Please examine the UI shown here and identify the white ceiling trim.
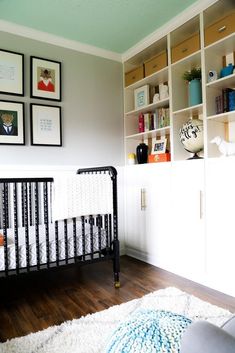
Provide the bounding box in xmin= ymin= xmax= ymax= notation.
xmin=0 ymin=20 xmax=122 ymax=62
xmin=122 ymin=0 xmax=218 ymax=62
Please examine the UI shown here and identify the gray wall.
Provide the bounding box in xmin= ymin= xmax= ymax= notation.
xmin=0 ymin=32 xmax=124 ymax=166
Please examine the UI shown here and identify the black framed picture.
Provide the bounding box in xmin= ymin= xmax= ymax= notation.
xmin=0 ymin=49 xmax=24 ymax=96
xmin=30 ymin=103 xmax=62 ymax=146
xmin=0 ymin=100 xmax=25 ymax=145
xmin=30 ymin=56 xmax=61 ymax=101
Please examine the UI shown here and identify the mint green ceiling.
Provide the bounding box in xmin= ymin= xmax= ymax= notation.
xmin=0 ymin=0 xmax=199 ymax=53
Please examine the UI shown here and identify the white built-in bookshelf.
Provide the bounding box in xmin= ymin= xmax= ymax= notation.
xmin=123 ymin=0 xmax=235 ymax=164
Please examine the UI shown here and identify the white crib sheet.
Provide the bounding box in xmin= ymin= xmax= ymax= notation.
xmin=0 ymin=220 xmax=107 ymax=271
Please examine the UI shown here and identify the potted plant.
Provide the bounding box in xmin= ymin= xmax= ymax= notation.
xmin=182 ymin=67 xmax=202 ymax=106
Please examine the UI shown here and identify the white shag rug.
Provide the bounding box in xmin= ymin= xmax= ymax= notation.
xmin=0 ymin=287 xmax=233 ymax=353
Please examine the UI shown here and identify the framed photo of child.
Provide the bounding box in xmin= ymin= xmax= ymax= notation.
xmin=152 ymin=137 xmax=167 ymax=154
xmin=30 ymin=56 xmax=61 ymax=101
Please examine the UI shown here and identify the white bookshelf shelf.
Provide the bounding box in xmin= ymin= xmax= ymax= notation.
xmin=126 ymin=126 xmax=170 ymax=140
xmin=125 ymin=98 xmax=169 ymax=117
xmin=206 ymin=73 xmax=235 ymax=90
xmin=173 ymin=104 xmax=203 ymax=118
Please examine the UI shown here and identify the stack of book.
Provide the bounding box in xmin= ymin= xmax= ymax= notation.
xmin=215 ymin=88 xmax=235 ymax=114
xmin=138 ymin=108 xmax=170 ymax=133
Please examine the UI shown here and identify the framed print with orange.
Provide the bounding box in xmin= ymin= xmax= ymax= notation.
xmin=30 ymin=56 xmax=61 ymax=101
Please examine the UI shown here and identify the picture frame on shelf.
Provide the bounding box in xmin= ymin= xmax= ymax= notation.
xmin=134 ymin=85 xmax=149 ymax=110
xmin=0 ymin=49 xmax=24 ymax=96
xmin=0 ymin=100 xmax=25 ymax=145
xmin=152 ymin=137 xmax=167 ymax=154
xmin=30 ymin=56 xmax=61 ymax=101
xmin=30 ymin=104 xmax=62 ymax=146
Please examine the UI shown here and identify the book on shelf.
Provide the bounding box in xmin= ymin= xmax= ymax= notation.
xmin=138 ymin=113 xmax=144 ymax=133
xmin=157 ymin=107 xmax=170 ymax=128
xmin=216 ymin=89 xmax=235 ymax=114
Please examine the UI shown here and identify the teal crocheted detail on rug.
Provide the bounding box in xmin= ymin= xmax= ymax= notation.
xmin=106 ymin=309 xmax=192 ymax=353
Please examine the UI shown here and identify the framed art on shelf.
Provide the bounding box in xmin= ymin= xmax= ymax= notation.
xmin=30 ymin=56 xmax=61 ymax=101
xmin=30 ymin=104 xmax=62 ymax=146
xmin=0 ymin=49 xmax=24 ymax=96
xmin=0 ymin=100 xmax=25 ymax=145
xmin=134 ymin=85 xmax=149 ymax=110
xmin=152 ymin=137 xmax=167 ymax=154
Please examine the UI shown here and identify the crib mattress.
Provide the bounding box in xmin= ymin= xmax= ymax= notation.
xmin=0 ymin=220 xmax=107 ymax=271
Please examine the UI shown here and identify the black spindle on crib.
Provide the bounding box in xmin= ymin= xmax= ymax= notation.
xmin=3 ymin=183 xmax=9 ymax=275
xmin=13 ymin=183 xmax=19 ymax=273
xmin=35 ymin=181 xmax=40 ymax=270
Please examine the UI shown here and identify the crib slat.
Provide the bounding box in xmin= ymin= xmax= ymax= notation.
xmin=3 ymin=183 xmax=9 ymax=275
xmin=21 ymin=183 xmax=25 ymax=227
xmin=109 ymin=214 xmax=112 ymax=250
xmin=73 ymin=217 xmax=77 ymax=261
xmin=35 ymin=182 xmax=40 ymax=270
xmin=23 ymin=182 xmax=30 ymax=272
xmin=64 ymin=219 xmax=68 ymax=264
xmin=97 ymin=215 xmax=102 ymax=258
xmin=55 ymin=220 xmax=59 ymax=266
xmin=104 ymin=214 xmax=109 ymax=249
xmin=81 ymin=216 xmax=85 ymax=261
xmin=13 ymin=183 xmax=19 ymax=273
xmin=43 ymin=182 xmax=50 ymax=268
xmin=29 ymin=182 xmax=33 ymax=226
xmin=89 ymin=215 xmax=94 ymax=260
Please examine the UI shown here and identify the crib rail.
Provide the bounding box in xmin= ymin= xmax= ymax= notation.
xmin=0 ymin=168 xmax=119 ymax=284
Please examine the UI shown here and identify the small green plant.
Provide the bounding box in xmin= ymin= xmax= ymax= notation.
xmin=182 ymin=67 xmax=201 ymax=82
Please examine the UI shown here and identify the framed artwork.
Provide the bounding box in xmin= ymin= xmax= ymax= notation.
xmin=0 ymin=100 xmax=25 ymax=145
xmin=0 ymin=49 xmax=24 ymax=96
xmin=134 ymin=85 xmax=149 ymax=110
xmin=152 ymin=137 xmax=167 ymax=154
xmin=30 ymin=104 xmax=62 ymax=146
xmin=30 ymin=56 xmax=61 ymax=101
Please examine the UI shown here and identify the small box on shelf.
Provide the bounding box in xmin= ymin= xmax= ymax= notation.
xmin=148 ymin=153 xmax=171 ymax=163
xmin=125 ymin=65 xmax=144 ymax=87
xmin=144 ymin=51 xmax=167 ymax=77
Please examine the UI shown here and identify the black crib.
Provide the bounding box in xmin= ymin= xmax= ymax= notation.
xmin=0 ymin=166 xmax=120 ymax=287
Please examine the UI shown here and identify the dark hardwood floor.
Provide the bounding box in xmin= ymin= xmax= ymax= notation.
xmin=0 ymin=255 xmax=234 ymax=342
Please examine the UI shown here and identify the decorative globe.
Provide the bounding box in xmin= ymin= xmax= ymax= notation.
xmin=179 ymin=118 xmax=203 ymax=154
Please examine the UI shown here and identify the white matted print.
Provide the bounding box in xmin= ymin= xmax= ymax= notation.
xmin=0 ymin=49 xmax=24 ymax=96
xmin=152 ymin=137 xmax=167 ymax=154
xmin=134 ymin=85 xmax=149 ymax=110
xmin=30 ymin=104 xmax=62 ymax=146
xmin=31 ymin=57 xmax=61 ymax=101
xmin=0 ymin=100 xmax=25 ymax=145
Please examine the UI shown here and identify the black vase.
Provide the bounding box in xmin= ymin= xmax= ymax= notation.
xmin=136 ymin=143 xmax=148 ymax=164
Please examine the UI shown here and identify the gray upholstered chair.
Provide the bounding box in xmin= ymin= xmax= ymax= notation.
xmin=181 ymin=316 xmax=235 ymax=353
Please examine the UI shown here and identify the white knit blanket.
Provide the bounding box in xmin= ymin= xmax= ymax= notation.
xmin=52 ymin=174 xmax=113 ymax=221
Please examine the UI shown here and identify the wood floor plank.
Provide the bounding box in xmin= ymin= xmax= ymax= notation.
xmin=0 ymin=255 xmax=234 ymax=342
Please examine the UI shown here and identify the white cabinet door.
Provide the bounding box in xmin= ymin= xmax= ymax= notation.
xmin=145 ymin=163 xmax=172 ymax=268
xmin=124 ymin=163 xmax=171 ymax=264
xmin=169 ymin=160 xmax=205 ymax=283
xmin=205 ymin=158 xmax=235 ymax=297
xmin=124 ymin=165 xmax=148 ymax=257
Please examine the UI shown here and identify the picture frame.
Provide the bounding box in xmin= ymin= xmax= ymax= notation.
xmin=0 ymin=49 xmax=24 ymax=96
xmin=152 ymin=137 xmax=167 ymax=154
xmin=134 ymin=85 xmax=149 ymax=110
xmin=0 ymin=100 xmax=25 ymax=145
xmin=30 ymin=104 xmax=62 ymax=146
xmin=30 ymin=56 xmax=61 ymax=101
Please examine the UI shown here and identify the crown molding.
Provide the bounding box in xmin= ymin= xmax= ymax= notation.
xmin=0 ymin=20 xmax=122 ymax=63
xmin=122 ymin=0 xmax=218 ymax=62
